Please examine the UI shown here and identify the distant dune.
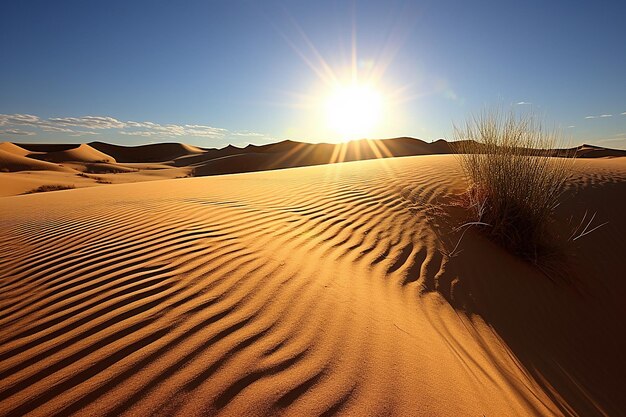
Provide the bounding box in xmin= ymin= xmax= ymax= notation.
xmin=0 ymin=150 xmax=73 ymax=173
xmin=554 ymin=143 xmax=626 ymax=158
xmin=0 ymin=137 xmax=624 ymax=196
xmin=0 ymin=142 xmax=31 ymax=157
xmin=1 ymin=155 xmax=625 ymax=416
xmin=25 ymin=143 xmax=117 ymax=164
xmin=89 ymin=142 xmax=204 ymax=163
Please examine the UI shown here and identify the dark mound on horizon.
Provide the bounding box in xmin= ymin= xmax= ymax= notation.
xmin=171 ymin=138 xmax=626 ymax=176
xmin=26 ymin=143 xmax=117 ymax=164
xmin=187 ymin=137 xmax=454 ymax=176
xmin=89 ymin=141 xmax=204 ymax=163
xmin=8 ymin=138 xmax=625 ymax=176
xmin=553 ymin=144 xmax=626 ymax=158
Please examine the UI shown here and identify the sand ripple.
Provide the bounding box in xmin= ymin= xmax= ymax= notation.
xmin=1 ymin=155 xmax=625 ymax=416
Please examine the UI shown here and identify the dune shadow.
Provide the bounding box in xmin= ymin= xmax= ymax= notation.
xmin=429 ymin=181 xmax=626 ymax=416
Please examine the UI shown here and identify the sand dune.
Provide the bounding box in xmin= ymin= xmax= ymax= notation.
xmin=26 ymin=143 xmax=116 ymax=164
xmin=0 ymin=142 xmax=30 ymax=157
xmin=17 ymin=143 xmax=82 ymax=152
xmin=0 ymin=141 xmax=195 ymax=196
xmin=90 ymin=142 xmax=205 ymax=163
xmin=0 ymin=149 xmax=74 ymax=173
xmin=3 ymin=138 xmax=624 ymax=197
xmin=1 ymin=155 xmax=625 ymax=416
xmin=177 ymin=138 xmax=453 ymax=172
xmin=569 ymin=144 xmax=626 ymax=158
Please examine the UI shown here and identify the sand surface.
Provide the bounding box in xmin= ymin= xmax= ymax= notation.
xmin=1 ymin=155 xmax=625 ymax=416
xmin=3 ymin=139 xmax=625 ymax=197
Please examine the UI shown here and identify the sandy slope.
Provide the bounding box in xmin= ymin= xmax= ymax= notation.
xmin=27 ymin=143 xmax=117 ymax=164
xmin=0 ymin=155 xmax=625 ymax=416
xmin=0 ymin=150 xmax=74 ymax=173
xmin=0 ymin=141 xmax=194 ymax=196
xmin=2 ymin=139 xmax=625 ymax=197
xmin=0 ymin=142 xmax=30 ymax=157
xmin=89 ymin=142 xmax=205 ymax=163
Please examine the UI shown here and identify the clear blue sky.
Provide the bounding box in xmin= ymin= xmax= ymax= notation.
xmin=1 ymin=0 xmax=625 ymax=148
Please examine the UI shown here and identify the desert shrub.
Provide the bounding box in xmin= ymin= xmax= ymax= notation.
xmin=453 ymin=109 xmax=573 ymax=262
xmin=84 ymin=163 xmax=136 ymax=174
xmin=25 ymin=184 xmax=75 ymax=194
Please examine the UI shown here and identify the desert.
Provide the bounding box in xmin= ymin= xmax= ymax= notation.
xmin=2 ymin=141 xmax=626 ymax=415
xmin=2 ymin=1 xmax=626 ymax=416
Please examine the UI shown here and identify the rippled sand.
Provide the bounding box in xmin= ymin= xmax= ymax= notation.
xmin=1 ymin=155 xmax=625 ymax=416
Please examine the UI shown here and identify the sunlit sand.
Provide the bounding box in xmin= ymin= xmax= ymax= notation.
xmin=1 ymin=148 xmax=625 ymax=416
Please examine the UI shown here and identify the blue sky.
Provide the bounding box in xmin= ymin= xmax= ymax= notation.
xmin=1 ymin=0 xmax=625 ymax=148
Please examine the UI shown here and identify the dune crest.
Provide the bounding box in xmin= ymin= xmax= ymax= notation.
xmin=27 ymin=143 xmax=116 ymax=164
xmin=0 ymin=149 xmax=74 ymax=173
xmin=0 ymin=142 xmax=30 ymax=157
xmin=89 ymin=142 xmax=204 ymax=163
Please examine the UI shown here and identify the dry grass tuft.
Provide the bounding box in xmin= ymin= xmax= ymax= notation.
xmin=453 ymin=109 xmax=574 ymax=263
xmin=24 ymin=184 xmax=75 ymax=194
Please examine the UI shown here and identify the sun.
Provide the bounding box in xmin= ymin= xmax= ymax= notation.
xmin=325 ymin=83 xmax=383 ymax=141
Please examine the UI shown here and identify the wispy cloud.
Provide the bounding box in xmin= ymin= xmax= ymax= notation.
xmin=0 ymin=114 xmax=40 ymax=126
xmin=0 ymin=113 xmax=272 ymax=143
xmin=231 ymin=131 xmax=267 ymax=137
xmin=122 ymin=121 xmax=227 ymax=138
xmin=48 ymin=116 xmax=126 ymax=129
xmin=69 ymin=131 xmax=100 ymax=137
xmin=0 ymin=128 xmax=36 ymax=136
xmin=567 ymin=125 xmax=576 ymax=128
xmin=622 ymin=112 xmax=626 ymax=115
xmin=585 ymin=114 xmax=613 ymax=119
xmin=119 ymin=130 xmax=156 ymax=138
xmin=0 ymin=114 xmax=118 ymax=132
xmin=516 ymin=101 xmax=532 ymax=105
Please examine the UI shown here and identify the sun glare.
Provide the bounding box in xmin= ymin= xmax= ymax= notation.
xmin=325 ymin=83 xmax=383 ymax=141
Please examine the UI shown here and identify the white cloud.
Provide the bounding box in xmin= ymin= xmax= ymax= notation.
xmin=622 ymin=112 xmax=626 ymax=115
xmin=0 ymin=114 xmax=41 ymax=126
xmin=119 ymin=130 xmax=159 ymax=137
xmin=48 ymin=116 xmax=126 ymax=129
xmin=41 ymin=126 xmax=77 ymax=133
xmin=230 ymin=131 xmax=267 ymax=137
xmin=585 ymin=114 xmax=614 ymax=119
xmin=516 ymin=101 xmax=532 ymax=105
xmin=184 ymin=124 xmax=228 ymax=131
xmin=69 ymin=131 xmax=100 ymax=137
xmin=121 ymin=122 xmax=226 ymax=138
xmin=0 ymin=128 xmax=36 ymax=136
xmin=0 ymin=114 xmax=112 ymax=132
xmin=567 ymin=125 xmax=576 ymax=128
xmin=0 ymin=113 xmax=272 ymax=143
